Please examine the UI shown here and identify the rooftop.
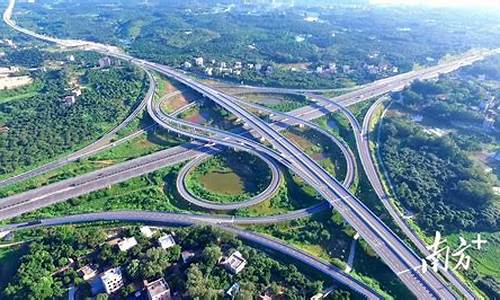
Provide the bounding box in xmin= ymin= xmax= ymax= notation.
xmin=223 ymin=251 xmax=247 ymax=274
xmin=118 ymin=237 xmax=138 ymax=252
xmin=145 ymin=278 xmax=171 ymax=300
xmin=101 ymin=267 xmax=122 ymax=282
xmin=181 ymin=250 xmax=195 ymax=264
xmin=158 ymin=234 xmax=176 ymax=249
xmin=78 ymin=265 xmax=97 ymax=280
xmin=140 ymin=226 xmax=154 ymax=238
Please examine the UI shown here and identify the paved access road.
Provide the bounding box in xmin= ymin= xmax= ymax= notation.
xmin=358 ymin=98 xmax=476 ymax=299
xmin=0 ymin=211 xmax=382 ymax=300
xmin=0 ymin=42 xmax=155 ymax=190
xmin=4 ymin=1 xmax=498 ymax=298
xmin=141 ymin=59 xmax=462 ymax=299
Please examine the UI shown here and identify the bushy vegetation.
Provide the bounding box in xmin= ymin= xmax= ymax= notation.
xmin=0 ymin=65 xmax=146 ymax=176
xmin=13 ymin=0 xmax=500 ymax=88
xmin=252 ymin=212 xmax=414 ymax=299
xmin=461 ymin=55 xmax=500 ymax=81
xmin=179 ymin=226 xmax=324 ymax=299
xmin=265 ymin=94 xmax=310 ymax=112
xmin=380 ymin=70 xmax=499 ymax=234
xmin=380 ymin=117 xmax=497 ymax=233
xmin=186 ymin=150 xmax=272 ymax=203
xmin=1 ymin=225 xmax=328 ymax=299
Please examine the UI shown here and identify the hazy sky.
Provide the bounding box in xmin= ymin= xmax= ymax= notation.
xmin=369 ymin=0 xmax=500 ymax=8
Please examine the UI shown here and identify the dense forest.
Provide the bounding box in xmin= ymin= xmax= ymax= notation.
xmin=380 ymin=116 xmax=498 ymax=233
xmin=2 ymin=225 xmax=329 ymax=299
xmin=0 ymin=65 xmax=146 ymax=175
xmin=13 ymin=0 xmax=500 ymax=88
xmin=0 ymin=48 xmax=103 ymax=69
xmin=380 ymin=64 xmax=500 ymax=233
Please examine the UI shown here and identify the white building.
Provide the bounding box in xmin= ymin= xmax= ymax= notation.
xmin=226 ymin=283 xmax=240 ymax=298
xmin=63 ymin=95 xmax=76 ymax=107
xmin=100 ymin=267 xmax=124 ymax=294
xmin=78 ymin=265 xmax=97 ymax=281
xmin=222 ymin=251 xmax=247 ymax=274
xmin=145 ymin=278 xmax=172 ymax=300
xmin=117 ymin=237 xmax=138 ymax=252
xmin=195 ymin=57 xmax=204 ymax=66
xmin=181 ymin=250 xmax=195 ymax=264
xmin=158 ymin=234 xmax=176 ymax=249
xmin=205 ymin=67 xmax=213 ymax=76
xmin=328 ymin=63 xmax=337 ymax=72
xmin=140 ymin=226 xmax=154 ymax=238
xmin=98 ymin=57 xmax=112 ymax=68
xmin=183 ymin=61 xmax=192 ymax=69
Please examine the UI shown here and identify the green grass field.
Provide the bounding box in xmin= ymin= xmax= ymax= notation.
xmin=199 ymin=170 xmax=245 ymax=195
xmin=447 ymin=231 xmax=499 ymax=279
xmin=0 ymin=80 xmax=41 ymax=105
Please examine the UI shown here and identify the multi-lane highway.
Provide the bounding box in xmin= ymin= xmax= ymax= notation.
xmin=0 ymin=60 xmax=154 ymax=189
xmin=138 ymin=52 xmax=486 ymax=298
xmin=132 ymin=47 xmax=496 ymax=297
xmin=360 ymin=98 xmax=477 ymax=299
xmin=127 ymin=57 xmax=454 ymax=298
xmin=3 ymin=0 xmax=498 ymax=298
xmin=309 ymin=92 xmax=477 ymax=299
xmin=167 ymin=87 xmax=357 ymax=211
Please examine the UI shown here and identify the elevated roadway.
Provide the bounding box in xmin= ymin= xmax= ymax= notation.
xmin=0 ymin=212 xmax=382 ymax=300
xmin=359 ymin=98 xmax=476 ymax=299
xmin=0 ymin=52 xmax=155 ymax=189
xmin=302 ymin=92 xmax=476 ymax=299
xmin=141 ymin=60 xmax=459 ymax=299
xmin=171 ymin=96 xmax=356 ymax=211
xmin=4 ymin=1 xmax=497 ymax=297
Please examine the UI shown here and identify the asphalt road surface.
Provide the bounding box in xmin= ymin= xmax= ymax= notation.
xmin=4 ymin=1 xmax=498 ymax=297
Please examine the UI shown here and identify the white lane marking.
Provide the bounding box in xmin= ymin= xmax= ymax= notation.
xmin=29 ymin=186 xmax=74 ymax=202
xmin=396 ymin=264 xmax=423 ymax=275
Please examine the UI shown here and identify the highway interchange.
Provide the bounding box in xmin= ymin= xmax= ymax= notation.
xmin=2 ymin=0 xmax=499 ymax=298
